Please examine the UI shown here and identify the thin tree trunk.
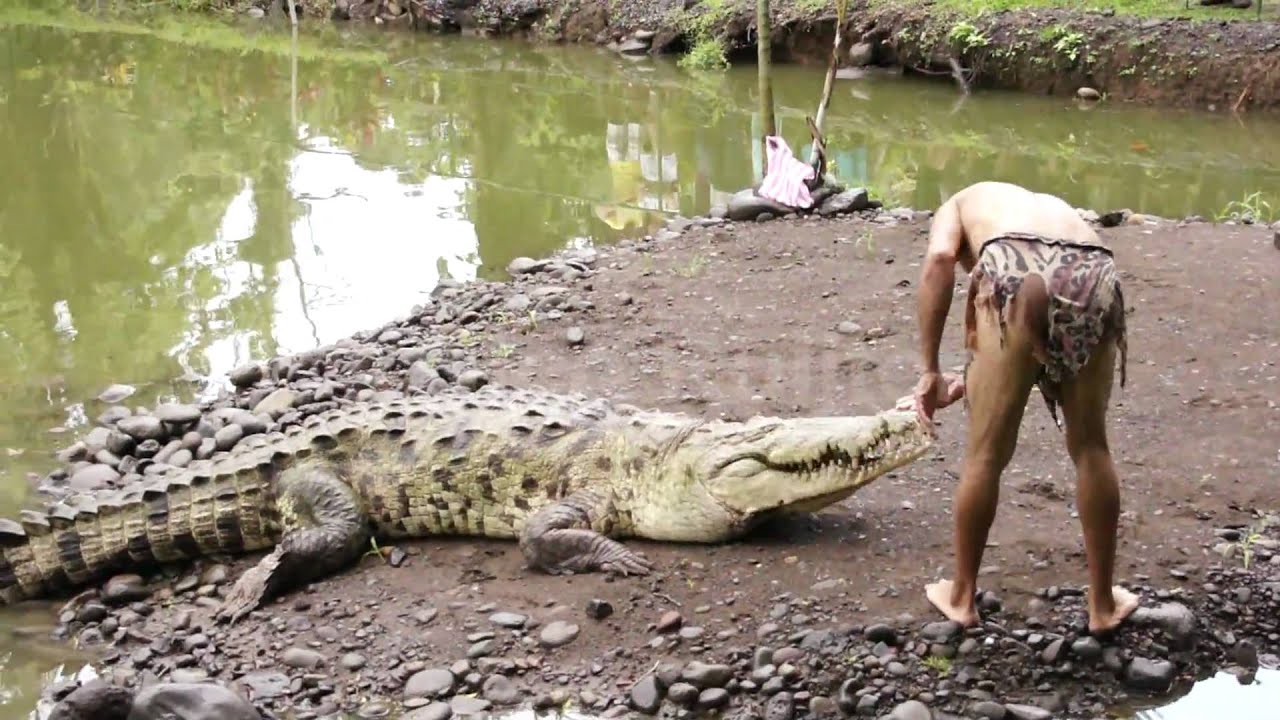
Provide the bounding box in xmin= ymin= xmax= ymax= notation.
xmin=756 ymin=0 xmax=776 ymax=178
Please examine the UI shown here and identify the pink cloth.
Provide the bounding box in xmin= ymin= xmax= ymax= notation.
xmin=758 ymin=136 xmax=815 ymax=209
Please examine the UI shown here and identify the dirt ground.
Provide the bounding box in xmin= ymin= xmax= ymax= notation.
xmin=32 ymin=211 xmax=1280 ymax=719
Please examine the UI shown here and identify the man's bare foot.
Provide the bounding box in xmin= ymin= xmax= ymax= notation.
xmin=1087 ymin=585 xmax=1141 ymax=636
xmin=925 ymin=579 xmax=980 ymax=627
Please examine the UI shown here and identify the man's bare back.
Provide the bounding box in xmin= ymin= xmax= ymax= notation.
xmin=908 ymin=180 xmax=1140 ymax=635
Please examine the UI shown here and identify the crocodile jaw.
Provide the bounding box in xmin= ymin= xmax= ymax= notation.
xmin=697 ymin=410 xmax=932 ymax=519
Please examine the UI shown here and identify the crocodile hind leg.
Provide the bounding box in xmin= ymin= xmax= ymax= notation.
xmin=216 ymin=465 xmax=369 ymax=624
xmin=519 ymin=489 xmax=652 ymax=576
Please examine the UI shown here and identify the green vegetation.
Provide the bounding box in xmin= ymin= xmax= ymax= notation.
xmin=1216 ymin=190 xmax=1277 ymax=224
xmin=892 ymin=0 xmax=1276 ymax=22
xmin=673 ymin=0 xmax=740 ymax=71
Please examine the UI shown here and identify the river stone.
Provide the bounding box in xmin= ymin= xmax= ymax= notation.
xmin=69 ymin=464 xmax=121 ymax=491
xmin=969 ymin=701 xmax=1008 ymax=719
xmin=565 ymin=327 xmax=586 ymax=346
xmin=229 ymin=363 xmax=263 ymax=388
xmin=765 ymin=691 xmax=795 ymax=720
xmin=214 ymin=424 xmax=245 ymax=452
xmin=888 ymin=699 xmax=933 ymax=720
xmin=130 ymin=682 xmax=261 ymax=720
xmin=253 ymin=388 xmax=297 ymax=417
xmin=618 ymin=38 xmax=651 ymax=55
xmin=506 ymin=257 xmax=546 ymax=276
xmin=818 ymin=187 xmax=873 ymax=216
xmin=698 ymin=688 xmax=730 ymax=710
xmin=155 ymin=404 xmax=201 ymax=425
xmin=848 ymin=40 xmax=875 ymax=66
xmin=457 ymin=370 xmax=488 ymax=391
xmin=404 ymin=669 xmax=455 ymax=698
xmin=449 ymin=695 xmax=491 ymax=716
xmin=481 ymin=675 xmax=520 ymax=705
xmin=681 ymin=660 xmax=733 ymax=688
xmin=1130 ymin=602 xmax=1198 ymax=647
xmin=97 ymin=384 xmax=136 ymax=404
xmin=237 ymin=670 xmax=290 ymax=699
xmin=407 ymin=361 xmax=436 ymax=389
xmin=49 ymin=681 xmax=134 ymax=720
xmin=539 ymin=621 xmax=580 ymax=648
xmin=1077 ymin=86 xmax=1101 ymax=100
xmin=628 ymin=674 xmax=664 ymax=713
xmin=726 ymin=188 xmax=796 ymax=221
xmin=281 ymin=647 xmax=326 ymax=669
xmin=102 ymin=574 xmax=150 ymax=605
xmin=404 ymin=703 xmax=453 ymax=720
xmin=1124 ymin=657 xmax=1176 ymax=691
xmin=117 ymin=415 xmax=165 ymax=441
xmin=489 ymin=611 xmax=528 ymax=628
xmin=1004 ymin=704 xmax=1052 ymax=720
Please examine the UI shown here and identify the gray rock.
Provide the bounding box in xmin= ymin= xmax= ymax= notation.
xmin=407 ymin=361 xmax=437 ymax=389
xmin=818 ymin=187 xmax=874 ymax=216
xmin=155 ymin=404 xmax=201 ymax=425
xmin=1125 ymin=657 xmax=1176 ymax=691
xmin=117 ymin=415 xmax=166 ymax=441
xmin=481 ymin=675 xmax=520 ymax=705
xmin=680 ymin=660 xmax=733 ymax=688
xmin=457 ymin=369 xmax=488 ymax=391
xmin=667 ymin=682 xmax=700 ymax=706
xmin=698 ymin=687 xmax=730 ymax=710
xmin=506 ymin=257 xmax=547 ymax=276
xmin=628 ymin=674 xmax=664 ymax=714
xmin=214 ymin=424 xmax=244 ymax=452
xmin=848 ymin=41 xmax=875 ymax=66
xmin=969 ymin=701 xmax=1008 ymax=719
xmin=236 ymin=670 xmax=290 ymax=699
xmin=888 ymin=700 xmax=933 ymax=720
xmin=1004 ymin=705 xmax=1052 ymax=720
xmin=919 ymin=620 xmax=961 ymax=643
xmin=539 ymin=620 xmax=580 ymax=647
xmin=1077 ymin=86 xmax=1102 ymax=100
xmin=404 ymin=669 xmax=455 ymax=699
xmin=618 ymin=38 xmax=651 ymax=55
xmin=97 ymin=384 xmax=137 ymax=404
xmin=488 ymin=611 xmax=528 ymax=628
xmin=403 ymin=702 xmax=452 ymax=720
xmin=49 ymin=681 xmax=133 ymax=720
xmin=726 ymin=188 xmax=796 ymax=221
xmin=1131 ymin=602 xmax=1198 ymax=648
xmin=1071 ymin=635 xmax=1103 ymax=660
xmin=229 ymin=364 xmax=263 ymax=388
xmin=129 ymin=682 xmax=261 ymax=720
xmin=253 ymin=388 xmax=297 ymax=417
xmin=281 ymin=647 xmax=325 ymax=669
xmin=565 ymin=327 xmax=586 ymax=347
xmin=448 ymin=695 xmax=491 ymax=716
xmin=69 ymin=464 xmax=121 ymax=491
xmin=102 ymin=574 xmax=150 ymax=605
xmin=765 ymin=691 xmax=795 ymax=720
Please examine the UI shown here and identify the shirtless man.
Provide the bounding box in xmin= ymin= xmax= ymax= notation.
xmin=908 ymin=181 xmax=1141 ymax=635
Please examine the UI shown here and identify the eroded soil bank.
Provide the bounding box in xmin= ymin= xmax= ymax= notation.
xmin=29 ymin=199 xmax=1280 ymax=719
xmin=225 ymin=0 xmax=1280 ymax=111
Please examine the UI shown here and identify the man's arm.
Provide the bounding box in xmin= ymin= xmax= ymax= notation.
xmin=918 ymin=196 xmax=965 ymax=374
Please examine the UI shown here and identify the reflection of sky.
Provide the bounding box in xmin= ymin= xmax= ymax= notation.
xmin=171 ymin=131 xmax=480 ymax=399
xmin=1134 ymin=668 xmax=1279 ymax=720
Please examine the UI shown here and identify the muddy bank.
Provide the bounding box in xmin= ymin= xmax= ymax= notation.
xmin=23 ymin=186 xmax=1280 ymax=719
xmin=223 ymin=0 xmax=1280 ymax=111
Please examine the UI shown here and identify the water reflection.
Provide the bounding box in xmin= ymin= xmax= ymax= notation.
xmin=1131 ymin=667 xmax=1280 ymax=720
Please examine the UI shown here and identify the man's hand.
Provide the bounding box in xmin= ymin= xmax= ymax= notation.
xmin=900 ymin=371 xmax=965 ymax=433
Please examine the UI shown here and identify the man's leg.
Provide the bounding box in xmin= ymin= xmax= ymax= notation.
xmin=1056 ymin=337 xmax=1141 ymax=635
xmin=926 ymin=296 xmax=1040 ymax=626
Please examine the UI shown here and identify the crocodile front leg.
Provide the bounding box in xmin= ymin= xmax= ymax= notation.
xmin=519 ymin=489 xmax=652 ymax=576
xmin=216 ymin=465 xmax=369 ymax=624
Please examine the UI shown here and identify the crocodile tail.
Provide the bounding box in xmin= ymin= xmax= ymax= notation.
xmin=0 ymin=465 xmax=279 ymax=605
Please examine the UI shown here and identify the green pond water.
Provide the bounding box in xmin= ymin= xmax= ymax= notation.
xmin=2 ymin=3 xmax=1280 ymax=717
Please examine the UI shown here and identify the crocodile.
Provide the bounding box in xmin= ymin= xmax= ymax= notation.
xmin=0 ymin=384 xmax=932 ymax=622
